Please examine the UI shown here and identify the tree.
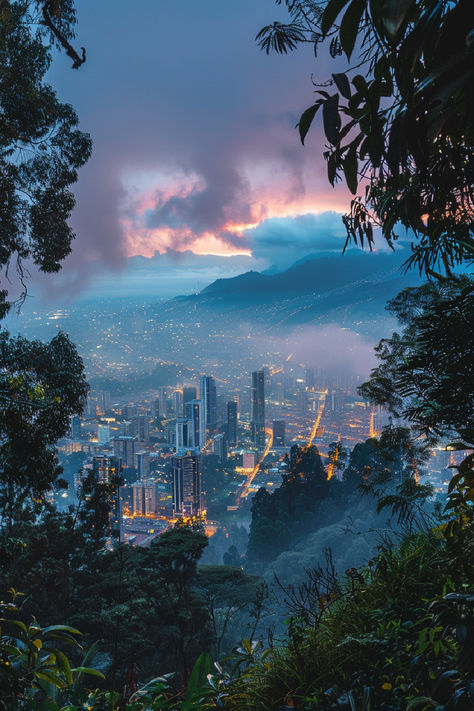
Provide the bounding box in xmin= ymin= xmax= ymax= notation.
xmin=343 ymin=424 xmax=428 ymax=492
xmin=258 ymin=0 xmax=474 ymax=276
xmin=0 ymin=0 xmax=91 ymax=317
xmin=359 ymin=278 xmax=474 ymax=447
xmin=0 ymin=330 xmax=88 ymax=527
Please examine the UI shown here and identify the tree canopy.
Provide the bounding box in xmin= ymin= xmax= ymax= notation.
xmin=0 ymin=0 xmax=91 ymax=317
xmin=258 ymin=0 xmax=474 ymax=277
xmin=359 ymin=278 xmax=474 ymax=448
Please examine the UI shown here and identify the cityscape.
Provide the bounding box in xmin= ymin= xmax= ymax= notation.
xmin=54 ymin=350 xmax=458 ymax=549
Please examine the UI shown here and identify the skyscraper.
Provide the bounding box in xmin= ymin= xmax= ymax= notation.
xmin=132 ymin=481 xmax=157 ymax=516
xmin=272 ymin=420 xmax=285 ymax=447
xmin=251 ymin=370 xmax=265 ymax=449
xmin=183 ymin=386 xmax=197 ymax=408
xmin=92 ymin=455 xmax=122 ymax=543
xmin=227 ymin=401 xmax=238 ymax=446
xmin=176 ymin=416 xmax=190 ymax=451
xmin=172 ymin=449 xmax=202 ymax=517
xmin=213 ymin=433 xmax=227 ymax=461
xmin=130 ymin=415 xmax=149 ymax=445
xmin=113 ymin=436 xmax=136 ymax=467
xmin=200 ymin=375 xmax=217 ymax=439
xmin=70 ymin=415 xmax=81 ymax=439
xmin=185 ymin=399 xmax=203 ymax=449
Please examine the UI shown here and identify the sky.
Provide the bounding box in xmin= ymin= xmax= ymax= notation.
xmin=30 ymin=0 xmax=361 ymax=301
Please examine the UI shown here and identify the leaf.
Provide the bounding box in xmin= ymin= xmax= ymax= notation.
xmin=53 ymin=648 xmax=73 ymax=686
xmin=380 ymin=0 xmax=413 ymax=40
xmin=332 ymin=72 xmax=351 ymax=99
xmin=42 ymin=625 xmax=81 ymax=636
xmin=71 ymin=666 xmax=105 ymax=679
xmin=340 ymin=0 xmax=367 ymax=59
xmin=323 ymin=94 xmax=341 ymax=145
xmin=298 ymin=103 xmax=321 ymax=144
xmin=32 ymin=638 xmax=42 ymax=650
xmin=185 ymin=653 xmax=211 ymax=703
xmin=321 ymin=0 xmax=352 ymax=36
xmin=343 ymin=144 xmax=358 ymax=194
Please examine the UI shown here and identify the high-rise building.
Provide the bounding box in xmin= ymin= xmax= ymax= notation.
xmin=272 ymin=420 xmax=285 ymax=447
xmin=131 ymin=415 xmax=149 ymax=445
xmin=185 ymin=399 xmax=203 ymax=449
xmin=135 ymin=451 xmax=151 ymax=478
xmin=113 ymin=436 xmax=136 ymax=467
xmin=227 ymin=401 xmax=238 ymax=446
xmin=92 ymin=455 xmax=122 ymax=484
xmin=183 ymin=386 xmax=197 ymax=408
xmin=97 ymin=424 xmax=110 ymax=445
xmin=200 ymin=376 xmax=217 ymax=439
xmin=251 ymin=370 xmax=265 ymax=449
xmin=176 ymin=417 xmax=190 ymax=451
xmin=92 ymin=455 xmax=122 ymax=543
xmin=173 ymin=389 xmax=184 ymax=416
xmin=70 ymin=415 xmax=81 ymax=440
xmin=132 ymin=481 xmax=157 ymax=516
xmin=213 ymin=433 xmax=227 ymax=461
xmin=172 ymin=449 xmax=202 ymax=517
xmin=99 ymin=390 xmax=111 ymax=414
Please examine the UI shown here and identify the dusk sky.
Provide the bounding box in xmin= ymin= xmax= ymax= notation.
xmin=31 ymin=0 xmax=364 ymax=300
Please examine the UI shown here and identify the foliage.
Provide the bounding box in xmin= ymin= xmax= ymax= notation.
xmin=0 ymin=589 xmax=104 ymax=710
xmin=258 ymin=0 xmax=474 ymax=276
xmin=246 ymin=445 xmax=328 ymax=567
xmin=359 ymin=278 xmax=474 ymax=447
xmin=0 ymin=330 xmax=88 ymax=525
xmin=0 ymin=0 xmax=91 ymax=317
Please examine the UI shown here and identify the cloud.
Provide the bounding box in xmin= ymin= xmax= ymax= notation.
xmin=243 ymin=212 xmax=348 ymax=268
xmin=41 ymin=0 xmax=352 ymax=292
xmin=286 ymin=324 xmax=377 ymax=375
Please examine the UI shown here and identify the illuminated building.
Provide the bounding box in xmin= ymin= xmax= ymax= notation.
xmin=200 ymin=375 xmax=217 ymax=437
xmin=176 ymin=416 xmax=191 ymax=451
xmin=131 ymin=415 xmax=149 ymax=445
xmin=172 ymin=449 xmax=202 ymax=517
xmin=243 ymin=452 xmax=255 ymax=469
xmin=227 ymin=401 xmax=238 ymax=445
xmin=92 ymin=455 xmax=122 ymax=543
xmin=132 ymin=481 xmax=157 ymax=516
xmin=70 ymin=415 xmax=81 ymax=439
xmin=272 ymin=420 xmax=285 ymax=447
xmin=185 ymin=399 xmax=203 ymax=449
xmin=98 ymin=424 xmax=110 ymax=445
xmin=173 ymin=389 xmax=184 ymax=416
xmin=213 ymin=432 xmax=227 ymax=461
xmin=135 ymin=451 xmax=151 ymax=477
xmin=113 ymin=435 xmax=136 ymax=467
xmin=251 ymin=370 xmax=265 ymax=449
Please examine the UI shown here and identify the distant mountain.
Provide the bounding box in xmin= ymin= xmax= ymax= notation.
xmin=164 ymin=249 xmax=421 ymax=339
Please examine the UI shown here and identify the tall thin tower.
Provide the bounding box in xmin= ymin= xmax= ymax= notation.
xmin=200 ymin=375 xmax=217 ymax=440
xmin=251 ymin=370 xmax=265 ymax=449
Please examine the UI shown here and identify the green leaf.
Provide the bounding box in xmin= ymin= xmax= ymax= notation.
xmin=321 ymin=0 xmax=352 ymax=36
xmin=53 ymin=648 xmax=73 ymax=686
xmin=332 ymin=72 xmax=351 ymax=99
xmin=340 ymin=0 xmax=367 ymax=60
xmin=298 ymin=102 xmax=321 ymax=144
xmin=42 ymin=625 xmax=81 ymax=636
xmin=343 ymin=145 xmax=359 ymax=194
xmin=71 ymin=666 xmax=105 ymax=679
xmin=323 ymin=94 xmax=341 ymax=145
